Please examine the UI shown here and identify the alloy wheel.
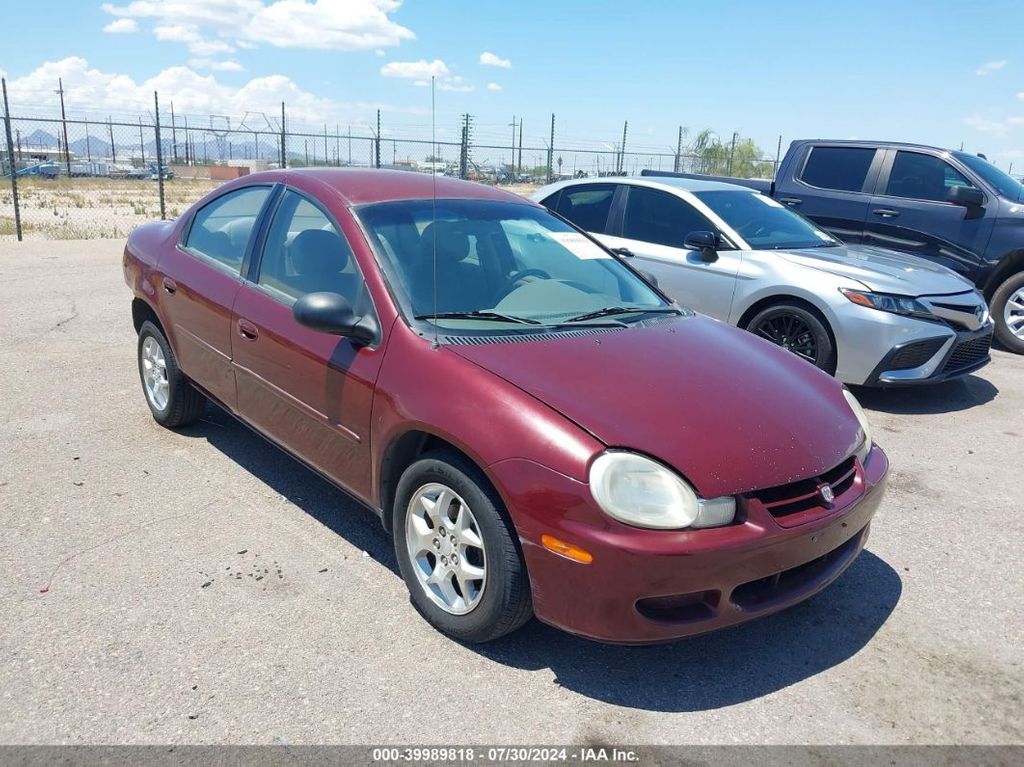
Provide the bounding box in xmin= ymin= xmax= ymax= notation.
xmin=141 ymin=335 xmax=169 ymax=411
xmin=405 ymin=483 xmax=487 ymax=615
xmin=1004 ymin=286 xmax=1024 ymax=339
xmin=754 ymin=313 xmax=819 ymax=363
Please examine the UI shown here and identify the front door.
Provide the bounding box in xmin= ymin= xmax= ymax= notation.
xmin=231 ymin=189 xmax=385 ymax=500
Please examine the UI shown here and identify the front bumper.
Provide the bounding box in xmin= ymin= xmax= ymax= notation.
xmin=864 ymin=324 xmax=993 ymax=386
xmin=490 ymin=446 xmax=888 ymax=644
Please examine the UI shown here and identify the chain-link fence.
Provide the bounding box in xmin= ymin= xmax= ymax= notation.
xmin=1 ymin=82 xmax=780 ymax=241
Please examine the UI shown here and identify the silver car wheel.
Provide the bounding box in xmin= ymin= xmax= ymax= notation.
xmin=141 ymin=335 xmax=170 ymax=411
xmin=405 ymin=483 xmax=487 ymax=615
xmin=1004 ymin=287 xmax=1024 ymax=339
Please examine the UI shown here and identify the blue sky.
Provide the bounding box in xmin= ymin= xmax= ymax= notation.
xmin=2 ymin=0 xmax=1023 ymax=170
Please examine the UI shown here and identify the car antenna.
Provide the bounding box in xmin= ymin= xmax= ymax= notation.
xmin=430 ymin=75 xmax=440 ymax=350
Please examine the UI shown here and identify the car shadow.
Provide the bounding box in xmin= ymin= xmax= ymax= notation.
xmin=851 ymin=374 xmax=998 ymax=415
xmin=180 ymin=406 xmax=901 ymax=713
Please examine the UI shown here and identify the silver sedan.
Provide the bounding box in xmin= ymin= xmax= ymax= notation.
xmin=532 ymin=176 xmax=993 ymax=386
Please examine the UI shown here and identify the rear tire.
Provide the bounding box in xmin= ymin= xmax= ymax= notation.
xmin=393 ymin=449 xmax=533 ymax=643
xmin=745 ymin=302 xmax=836 ymax=374
xmin=137 ymin=320 xmax=206 ymax=428
xmin=991 ymin=271 xmax=1024 ymax=354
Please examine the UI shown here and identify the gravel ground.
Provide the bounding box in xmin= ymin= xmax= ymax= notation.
xmin=0 ymin=239 xmax=1021 ymax=745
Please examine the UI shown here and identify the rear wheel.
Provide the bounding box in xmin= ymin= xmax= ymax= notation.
xmin=393 ymin=450 xmax=532 ymax=643
xmin=991 ymin=272 xmax=1024 ymax=353
xmin=745 ymin=302 xmax=836 ymax=374
xmin=137 ymin=321 xmax=206 ymax=428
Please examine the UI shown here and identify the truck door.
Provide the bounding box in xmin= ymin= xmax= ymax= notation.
xmin=863 ymin=149 xmax=995 ymax=278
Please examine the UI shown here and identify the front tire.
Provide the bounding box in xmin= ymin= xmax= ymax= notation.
xmin=393 ymin=450 xmax=532 ymax=643
xmin=991 ymin=271 xmax=1024 ymax=353
xmin=745 ymin=302 xmax=836 ymax=374
xmin=137 ymin=320 xmax=206 ymax=428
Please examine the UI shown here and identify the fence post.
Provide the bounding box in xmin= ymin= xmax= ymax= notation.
xmin=375 ymin=109 xmax=381 ymax=169
xmin=547 ymin=114 xmax=554 ymax=183
xmin=280 ymin=101 xmax=286 ymax=168
xmin=2 ymin=78 xmax=23 ymax=241
xmin=153 ymin=91 xmax=166 ymax=220
xmin=56 ymin=78 xmax=71 ymax=177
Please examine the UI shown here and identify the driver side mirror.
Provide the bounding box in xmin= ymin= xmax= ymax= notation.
xmin=946 ymin=185 xmax=985 ymax=209
xmin=293 ymin=291 xmax=377 ymax=345
xmin=684 ymin=230 xmax=721 ymax=263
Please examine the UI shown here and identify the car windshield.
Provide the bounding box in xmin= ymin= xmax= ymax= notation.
xmin=954 ymin=151 xmax=1024 ymax=201
xmin=356 ymin=199 xmax=673 ymax=333
xmin=695 ymin=190 xmax=841 ymax=250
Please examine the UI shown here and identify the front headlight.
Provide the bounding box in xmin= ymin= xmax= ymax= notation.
xmin=843 ymin=388 xmax=873 ymax=464
xmin=839 ymin=288 xmax=931 ymax=318
xmin=589 ymin=451 xmax=735 ymax=530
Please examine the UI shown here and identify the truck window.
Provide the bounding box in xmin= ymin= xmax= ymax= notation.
xmin=554 ymin=184 xmax=616 ymax=234
xmin=623 ymin=186 xmax=714 ymax=248
xmin=799 ymin=147 xmax=876 ymax=192
xmin=886 ymin=151 xmax=974 ymax=203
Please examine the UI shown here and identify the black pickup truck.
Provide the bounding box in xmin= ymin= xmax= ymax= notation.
xmin=644 ymin=139 xmax=1024 ymax=353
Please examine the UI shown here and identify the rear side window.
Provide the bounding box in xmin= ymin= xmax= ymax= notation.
xmin=553 ymin=184 xmax=615 ymax=234
xmin=886 ymin=151 xmax=975 ymax=202
xmin=622 ymin=186 xmax=713 ymax=248
xmin=799 ymin=147 xmax=876 ymax=192
xmin=185 ymin=187 xmax=271 ymax=272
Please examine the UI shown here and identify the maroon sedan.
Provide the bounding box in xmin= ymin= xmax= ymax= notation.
xmin=123 ymin=169 xmax=888 ymax=644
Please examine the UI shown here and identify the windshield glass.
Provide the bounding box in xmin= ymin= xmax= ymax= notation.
xmin=695 ymin=190 xmax=841 ymax=249
xmin=356 ymin=199 xmax=671 ymax=333
xmin=954 ymin=152 xmax=1024 ymax=201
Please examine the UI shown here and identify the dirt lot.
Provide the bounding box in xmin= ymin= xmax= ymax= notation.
xmin=0 ymin=239 xmax=1021 ymax=745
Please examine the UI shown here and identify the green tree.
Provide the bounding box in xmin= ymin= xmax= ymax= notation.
xmin=686 ymin=130 xmax=773 ymax=179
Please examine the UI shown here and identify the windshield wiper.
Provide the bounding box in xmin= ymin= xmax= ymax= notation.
xmin=564 ymin=306 xmax=682 ymax=323
xmin=413 ymin=311 xmax=542 ymax=326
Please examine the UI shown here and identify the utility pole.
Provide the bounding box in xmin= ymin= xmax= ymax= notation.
xmin=375 ymin=109 xmax=381 ymax=168
xmin=509 ymin=114 xmax=516 ymax=173
xmin=675 ymin=126 xmax=683 ymax=173
xmin=153 ymin=91 xmax=166 ymax=220
xmin=55 ymin=78 xmax=71 ymax=175
xmin=728 ymin=131 xmax=737 ymax=175
xmin=517 ymin=118 xmax=523 ymax=174
xmin=280 ymin=102 xmax=286 ymax=168
xmin=619 ymin=120 xmax=628 ymax=175
xmin=774 ymin=135 xmax=782 ymax=179
xmin=108 ymin=117 xmax=116 ymax=164
xmin=459 ymin=113 xmax=473 ymax=180
xmin=547 ymin=113 xmax=555 ymax=183
xmin=170 ymin=101 xmax=177 ymax=163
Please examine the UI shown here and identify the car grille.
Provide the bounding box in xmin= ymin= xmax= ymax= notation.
xmin=744 ymin=456 xmax=858 ymax=528
xmin=888 ymin=338 xmax=946 ymax=370
xmin=941 ymin=333 xmax=992 ymax=374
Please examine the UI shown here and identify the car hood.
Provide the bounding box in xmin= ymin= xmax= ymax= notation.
xmin=448 ymin=316 xmax=863 ymax=497
xmin=775 ymin=244 xmax=974 ymax=296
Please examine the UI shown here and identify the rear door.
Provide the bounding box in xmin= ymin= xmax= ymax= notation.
xmin=600 ymin=185 xmax=741 ymax=319
xmin=230 ymin=188 xmax=385 ymax=500
xmin=780 ymin=144 xmax=881 ymax=243
xmin=863 ymin=149 xmax=996 ymax=278
xmin=158 ymin=185 xmax=275 ymax=409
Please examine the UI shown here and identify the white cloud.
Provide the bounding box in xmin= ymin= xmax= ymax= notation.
xmin=102 ymin=0 xmax=414 ymax=52
xmin=486 ymin=82 xmax=502 ymax=91
xmin=438 ymin=76 xmax=473 ymax=93
xmin=479 ymin=51 xmax=511 ymax=68
xmin=189 ymin=58 xmax=246 ymax=72
xmin=103 ymin=18 xmax=138 ymax=33
xmin=380 ymin=58 xmax=449 ymax=80
xmin=975 ymin=60 xmax=1007 ymax=76
xmin=963 ymin=114 xmax=1008 ymax=135
xmin=4 ymin=56 xmax=422 ymax=128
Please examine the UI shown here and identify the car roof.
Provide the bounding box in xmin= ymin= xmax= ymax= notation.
xmin=241 ymin=168 xmax=530 ymax=206
xmin=536 ymin=175 xmax=749 ymax=198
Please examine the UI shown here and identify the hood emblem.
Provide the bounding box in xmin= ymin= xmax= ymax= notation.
xmin=975 ymin=305 xmax=989 ymax=325
xmin=817 ymin=482 xmax=835 ymax=505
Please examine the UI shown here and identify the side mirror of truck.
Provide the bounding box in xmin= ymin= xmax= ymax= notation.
xmin=947 ymin=185 xmax=985 ymax=209
xmin=684 ymin=230 xmax=721 ymax=263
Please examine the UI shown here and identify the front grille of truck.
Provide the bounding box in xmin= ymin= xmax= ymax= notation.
xmin=744 ymin=456 xmax=858 ymax=528
xmin=888 ymin=338 xmax=946 ymax=370
xmin=941 ymin=333 xmax=992 ymax=374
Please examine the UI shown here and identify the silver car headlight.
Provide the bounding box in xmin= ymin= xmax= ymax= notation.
xmin=843 ymin=388 xmax=873 ymax=464
xmin=589 ymin=451 xmax=735 ymax=530
xmin=839 ymin=288 xmax=931 ymax=318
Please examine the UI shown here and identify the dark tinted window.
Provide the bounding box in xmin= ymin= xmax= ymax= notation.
xmin=185 ymin=186 xmax=271 ymax=271
xmin=554 ymin=184 xmax=615 ymax=233
xmin=257 ymin=190 xmax=365 ymax=309
xmin=955 ymin=151 xmax=1023 ymax=200
xmin=799 ymin=147 xmax=876 ymax=192
xmin=622 ymin=186 xmax=713 ymax=248
xmin=886 ymin=151 xmax=974 ymax=202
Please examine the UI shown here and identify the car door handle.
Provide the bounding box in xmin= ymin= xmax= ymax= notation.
xmin=872 ymin=208 xmax=900 ymax=218
xmin=237 ymin=318 xmax=259 ymax=341
xmin=611 ymin=247 xmax=634 ymax=258
xmin=162 ymin=277 xmax=177 ymax=294
xmin=779 ymin=196 xmax=803 ymax=206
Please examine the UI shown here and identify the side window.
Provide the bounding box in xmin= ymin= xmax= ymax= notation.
xmin=622 ymin=186 xmax=713 ymax=248
xmin=185 ymin=186 xmax=271 ymax=272
xmin=799 ymin=147 xmax=876 ymax=192
xmin=555 ymin=184 xmax=615 ymax=234
xmin=886 ymin=151 xmax=975 ymax=203
xmin=256 ymin=190 xmax=365 ymax=309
